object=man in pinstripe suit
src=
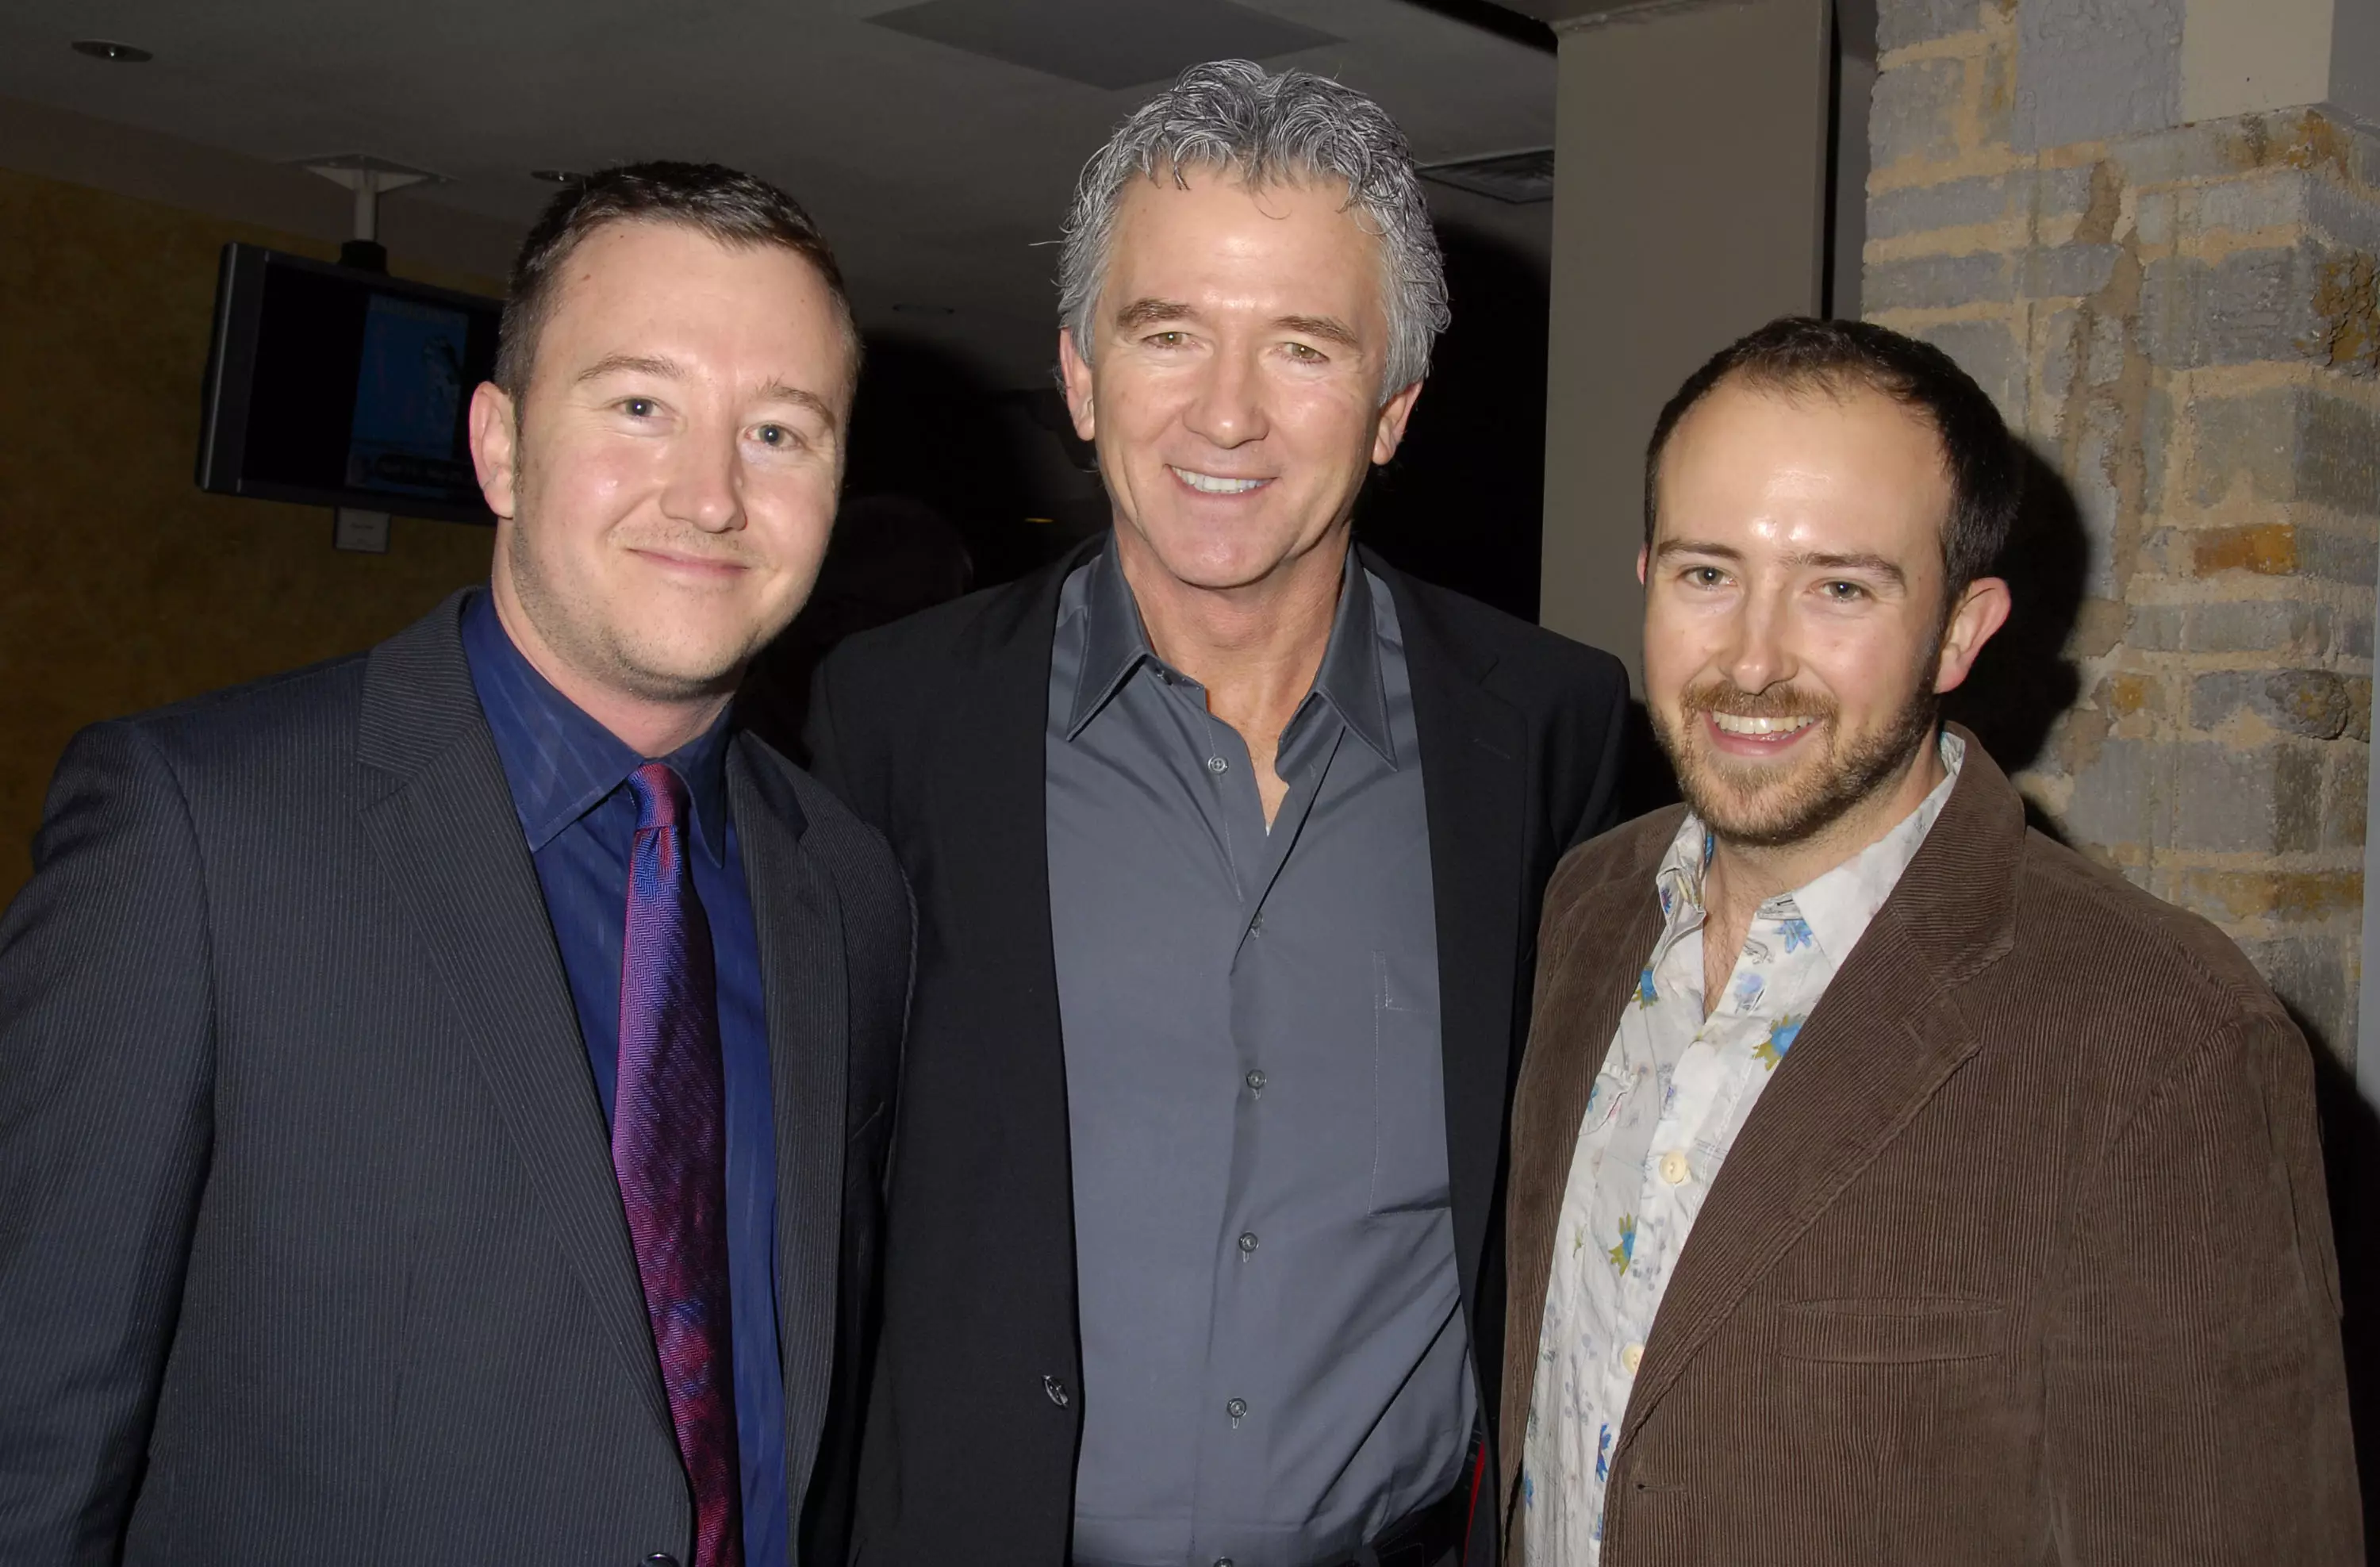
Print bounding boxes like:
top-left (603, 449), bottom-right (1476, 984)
top-left (0, 163), bottom-right (907, 1567)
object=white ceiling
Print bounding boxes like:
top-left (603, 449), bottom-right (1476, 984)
top-left (0, 0), bottom-right (1556, 386)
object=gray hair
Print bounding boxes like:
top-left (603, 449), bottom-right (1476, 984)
top-left (1058, 59), bottom-right (1450, 395)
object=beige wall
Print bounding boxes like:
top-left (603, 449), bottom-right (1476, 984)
top-left (0, 167), bottom-right (500, 902)
top-left (1536, 0), bottom-right (1836, 688)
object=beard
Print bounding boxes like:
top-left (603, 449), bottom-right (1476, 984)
top-left (1651, 655), bottom-right (1941, 851)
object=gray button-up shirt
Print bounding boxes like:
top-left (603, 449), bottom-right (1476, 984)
top-left (1048, 540), bottom-right (1474, 1567)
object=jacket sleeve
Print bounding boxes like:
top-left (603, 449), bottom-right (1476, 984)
top-left (2041, 1008), bottom-right (2361, 1563)
top-left (0, 722), bottom-right (216, 1563)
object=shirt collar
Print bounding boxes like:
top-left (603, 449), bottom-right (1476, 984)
top-left (461, 589), bottom-right (733, 864)
top-left (1063, 535), bottom-right (1397, 766)
top-left (1653, 728), bottom-right (1966, 955)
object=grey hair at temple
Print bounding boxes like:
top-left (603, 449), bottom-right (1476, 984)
top-left (1057, 59), bottom-right (1452, 396)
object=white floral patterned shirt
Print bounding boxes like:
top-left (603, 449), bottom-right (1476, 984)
top-left (1520, 732), bottom-right (1964, 1565)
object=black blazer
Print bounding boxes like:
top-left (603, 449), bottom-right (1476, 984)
top-left (804, 544), bottom-right (1629, 1565)
top-left (0, 593), bottom-right (910, 1566)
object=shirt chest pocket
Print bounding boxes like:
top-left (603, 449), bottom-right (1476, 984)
top-left (1371, 950), bottom-right (1451, 1216)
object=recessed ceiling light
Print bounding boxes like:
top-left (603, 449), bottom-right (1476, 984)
top-left (530, 169), bottom-right (587, 184)
top-left (71, 39), bottom-right (152, 63)
top-left (892, 303), bottom-right (955, 317)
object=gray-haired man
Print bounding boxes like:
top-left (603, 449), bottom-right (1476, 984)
top-left (807, 62), bottom-right (1628, 1567)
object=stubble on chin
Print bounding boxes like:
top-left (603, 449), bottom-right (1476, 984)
top-left (1653, 675), bottom-right (1940, 851)
top-left (501, 509), bottom-right (751, 707)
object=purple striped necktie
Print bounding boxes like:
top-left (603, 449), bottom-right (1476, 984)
top-left (616, 762), bottom-right (744, 1567)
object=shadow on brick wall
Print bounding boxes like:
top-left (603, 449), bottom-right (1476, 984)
top-left (1943, 446), bottom-right (2086, 781)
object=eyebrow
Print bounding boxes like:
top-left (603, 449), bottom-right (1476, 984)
top-left (1656, 539), bottom-right (1909, 587)
top-left (575, 355), bottom-right (839, 430)
top-left (575, 352), bottom-right (684, 385)
top-left (1276, 313), bottom-right (1361, 348)
top-left (1115, 298), bottom-right (1192, 330)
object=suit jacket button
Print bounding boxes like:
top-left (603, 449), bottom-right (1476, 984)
top-left (1044, 1374), bottom-right (1070, 1407)
top-left (642, 1557), bottom-right (678, 1567)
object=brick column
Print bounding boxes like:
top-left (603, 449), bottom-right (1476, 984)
top-left (1866, 0), bottom-right (2380, 1062)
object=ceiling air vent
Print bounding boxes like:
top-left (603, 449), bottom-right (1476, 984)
top-left (1420, 148), bottom-right (1555, 205)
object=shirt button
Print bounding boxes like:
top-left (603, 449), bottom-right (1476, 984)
top-left (1246, 1070), bottom-right (1267, 1093)
top-left (1622, 1342), bottom-right (1645, 1375)
top-left (1226, 1396), bottom-right (1248, 1420)
top-left (1207, 755), bottom-right (1228, 774)
top-left (1043, 1375), bottom-right (1070, 1407)
top-left (1658, 1150), bottom-right (1691, 1185)
top-left (1238, 1231), bottom-right (1259, 1254)
top-left (1250, 912), bottom-right (1265, 934)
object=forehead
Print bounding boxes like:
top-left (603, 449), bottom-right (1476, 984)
top-left (1655, 378), bottom-right (1952, 548)
top-left (1104, 167), bottom-right (1384, 301)
top-left (539, 221), bottom-right (850, 373)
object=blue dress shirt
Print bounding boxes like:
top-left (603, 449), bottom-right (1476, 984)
top-left (463, 590), bottom-right (788, 1567)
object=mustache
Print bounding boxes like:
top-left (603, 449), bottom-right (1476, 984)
top-left (1677, 680), bottom-right (1838, 723)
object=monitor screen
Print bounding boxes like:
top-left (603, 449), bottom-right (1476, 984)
top-left (197, 244), bottom-right (502, 524)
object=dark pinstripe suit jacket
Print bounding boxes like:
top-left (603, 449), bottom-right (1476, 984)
top-left (1501, 727), bottom-right (2361, 1564)
top-left (0, 593), bottom-right (910, 1566)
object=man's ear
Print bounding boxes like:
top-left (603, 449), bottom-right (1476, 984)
top-left (1934, 575), bottom-right (2013, 693)
top-left (469, 382), bottom-right (520, 520)
top-left (1370, 379), bottom-right (1425, 465)
top-left (1637, 544), bottom-right (1650, 586)
top-left (1058, 328), bottom-right (1096, 442)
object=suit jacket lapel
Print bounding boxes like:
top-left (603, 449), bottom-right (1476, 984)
top-left (730, 743), bottom-right (847, 1516)
top-left (1377, 557), bottom-right (1530, 1316)
top-left (355, 593), bottom-right (671, 1441)
top-left (935, 551), bottom-right (1082, 1322)
top-left (1620, 727), bottom-right (2026, 1444)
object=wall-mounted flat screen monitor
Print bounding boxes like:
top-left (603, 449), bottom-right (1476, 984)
top-left (196, 243), bottom-right (502, 524)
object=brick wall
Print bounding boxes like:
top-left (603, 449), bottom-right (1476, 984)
top-left (1868, 0), bottom-right (2380, 1062)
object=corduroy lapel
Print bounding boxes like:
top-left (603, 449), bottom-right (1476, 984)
top-left (355, 591), bottom-right (672, 1442)
top-left (1618, 725), bottom-right (2026, 1446)
top-left (728, 743), bottom-right (846, 1525)
top-left (1376, 556), bottom-right (1532, 1312)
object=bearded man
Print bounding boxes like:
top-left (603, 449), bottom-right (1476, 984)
top-left (1499, 317), bottom-right (2360, 1565)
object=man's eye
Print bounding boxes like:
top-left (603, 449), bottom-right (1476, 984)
top-left (621, 398), bottom-right (657, 419)
top-left (1150, 331), bottom-right (1187, 348)
top-left (755, 424), bottom-right (789, 447)
top-left (1821, 580), bottom-right (1867, 601)
top-left (1687, 567), bottom-right (1726, 587)
top-left (1284, 342), bottom-right (1323, 362)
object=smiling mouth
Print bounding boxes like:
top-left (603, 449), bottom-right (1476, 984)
top-left (1169, 465), bottom-right (1270, 495)
top-left (1710, 712), bottom-right (1820, 738)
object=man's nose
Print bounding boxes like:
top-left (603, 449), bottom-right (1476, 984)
top-left (1181, 349), bottom-right (1269, 449)
top-left (1716, 591), bottom-right (1795, 694)
top-left (659, 421), bottom-right (744, 533)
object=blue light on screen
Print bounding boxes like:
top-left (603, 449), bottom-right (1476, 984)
top-left (345, 293), bottom-right (472, 498)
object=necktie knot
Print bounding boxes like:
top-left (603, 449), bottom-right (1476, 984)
top-left (628, 762), bottom-right (690, 834)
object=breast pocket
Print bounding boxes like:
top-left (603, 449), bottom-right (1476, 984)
top-left (1371, 951), bottom-right (1451, 1216)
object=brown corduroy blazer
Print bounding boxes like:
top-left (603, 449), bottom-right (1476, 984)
top-left (1499, 727), bottom-right (2361, 1565)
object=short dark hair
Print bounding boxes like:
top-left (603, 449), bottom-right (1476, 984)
top-left (494, 159), bottom-right (857, 404)
top-left (1643, 316), bottom-right (2022, 598)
